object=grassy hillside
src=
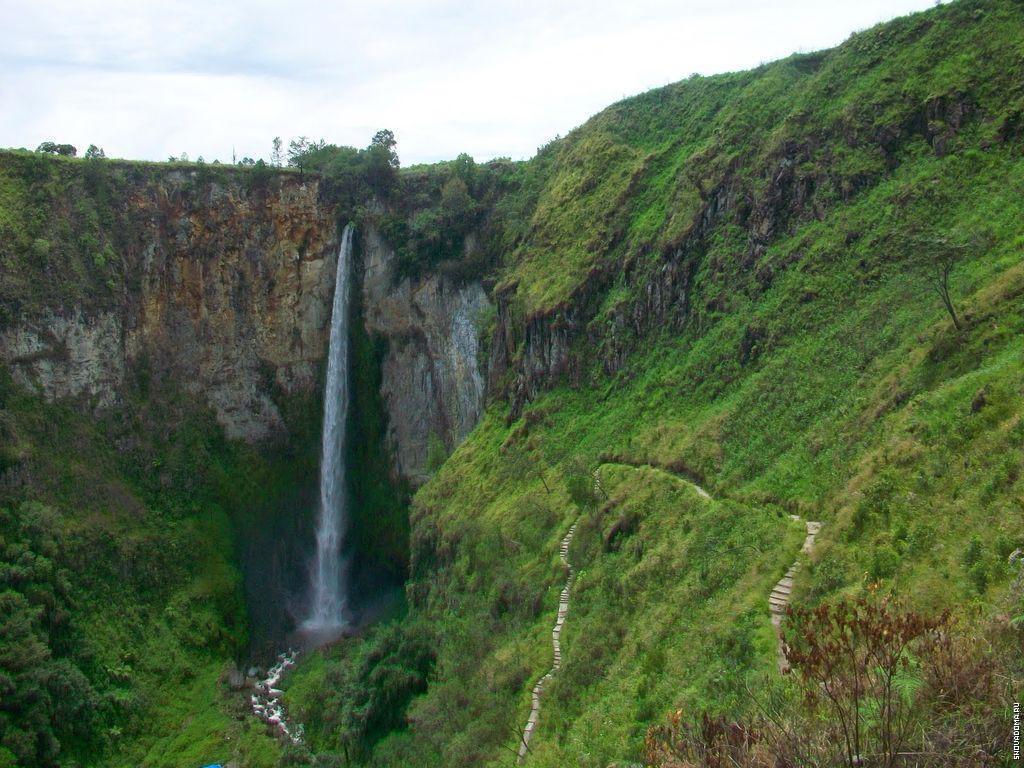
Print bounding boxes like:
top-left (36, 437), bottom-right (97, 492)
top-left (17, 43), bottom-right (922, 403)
top-left (491, 0), bottom-right (1024, 317)
top-left (0, 365), bottom-right (306, 766)
top-left (2, 0), bottom-right (1023, 766)
top-left (286, 2), bottom-right (1024, 766)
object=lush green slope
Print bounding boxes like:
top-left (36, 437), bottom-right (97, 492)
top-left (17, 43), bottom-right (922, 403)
top-left (2, 1), bottom-right (1023, 766)
top-left (286, 2), bottom-right (1024, 766)
top-left (0, 369), bottom-right (316, 766)
top-left (491, 0), bottom-right (1024, 317)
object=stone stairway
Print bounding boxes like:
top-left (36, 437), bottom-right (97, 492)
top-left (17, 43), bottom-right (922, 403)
top-left (770, 518), bottom-right (821, 673)
top-left (518, 522), bottom-right (577, 764)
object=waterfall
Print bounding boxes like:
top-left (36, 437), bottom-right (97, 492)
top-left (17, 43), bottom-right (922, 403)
top-left (302, 223), bottom-right (354, 633)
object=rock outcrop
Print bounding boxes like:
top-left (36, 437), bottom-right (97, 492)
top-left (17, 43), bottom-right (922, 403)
top-left (0, 170), bottom-right (340, 441)
top-left (0, 163), bottom-right (496, 482)
top-left (1, 309), bottom-right (126, 411)
top-left (360, 225), bottom-right (491, 485)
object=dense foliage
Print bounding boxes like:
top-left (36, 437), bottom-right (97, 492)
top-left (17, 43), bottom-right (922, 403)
top-left (285, 130), bottom-right (401, 210)
top-left (287, 621), bottom-right (436, 763)
top-left (285, 2), bottom-right (1024, 766)
top-left (0, 368), bottom-right (298, 767)
top-left (2, 0), bottom-right (1024, 766)
top-left (0, 503), bottom-right (97, 767)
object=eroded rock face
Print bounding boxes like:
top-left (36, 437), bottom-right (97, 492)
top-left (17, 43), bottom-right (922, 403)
top-left (0, 170), bottom-right (493, 475)
top-left (361, 225), bottom-right (490, 485)
top-left (0, 173), bottom-right (339, 441)
top-left (0, 309), bottom-right (126, 410)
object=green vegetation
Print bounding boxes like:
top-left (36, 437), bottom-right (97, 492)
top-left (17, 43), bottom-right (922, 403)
top-left (2, 0), bottom-right (1024, 766)
top-left (0, 501), bottom-right (98, 767)
top-left (481, 0), bottom-right (1024, 317)
top-left (0, 367), bottom-right (315, 766)
top-left (283, 2), bottom-right (1024, 766)
top-left (287, 130), bottom-right (401, 206)
top-left (286, 619), bottom-right (436, 763)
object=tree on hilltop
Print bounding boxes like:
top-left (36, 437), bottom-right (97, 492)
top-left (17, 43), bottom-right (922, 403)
top-left (364, 129), bottom-right (400, 194)
top-left (36, 141), bottom-right (77, 157)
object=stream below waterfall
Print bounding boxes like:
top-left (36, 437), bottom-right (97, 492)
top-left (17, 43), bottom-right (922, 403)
top-left (250, 650), bottom-right (303, 744)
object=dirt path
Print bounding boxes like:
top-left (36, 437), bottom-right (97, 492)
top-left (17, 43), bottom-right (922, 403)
top-left (599, 460), bottom-right (712, 500)
top-left (769, 517), bottom-right (821, 673)
top-left (517, 522), bottom-right (577, 764)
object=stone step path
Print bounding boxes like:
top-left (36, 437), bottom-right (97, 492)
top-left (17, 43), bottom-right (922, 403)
top-left (770, 517), bottom-right (821, 673)
top-left (518, 522), bottom-right (578, 764)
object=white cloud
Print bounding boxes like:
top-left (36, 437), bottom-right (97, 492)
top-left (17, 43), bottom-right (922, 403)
top-left (0, 0), bottom-right (940, 164)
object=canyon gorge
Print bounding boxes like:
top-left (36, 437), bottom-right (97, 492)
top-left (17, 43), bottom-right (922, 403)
top-left (0, 2), bottom-right (1022, 766)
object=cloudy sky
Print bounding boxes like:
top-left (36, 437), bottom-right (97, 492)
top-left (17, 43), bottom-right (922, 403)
top-left (1, 0), bottom-right (939, 165)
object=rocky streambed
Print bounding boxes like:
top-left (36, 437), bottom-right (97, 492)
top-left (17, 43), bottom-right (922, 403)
top-left (249, 650), bottom-right (304, 744)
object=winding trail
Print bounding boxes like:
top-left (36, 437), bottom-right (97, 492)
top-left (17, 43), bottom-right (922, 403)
top-left (600, 459), bottom-right (712, 500)
top-left (769, 517), bottom-right (821, 673)
top-left (517, 522), bottom-right (578, 764)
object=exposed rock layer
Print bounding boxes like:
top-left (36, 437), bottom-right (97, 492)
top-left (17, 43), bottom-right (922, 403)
top-left (0, 172), bottom-right (340, 442)
top-left (360, 225), bottom-right (491, 485)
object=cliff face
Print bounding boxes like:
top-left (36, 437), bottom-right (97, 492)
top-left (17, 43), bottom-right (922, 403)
top-left (360, 224), bottom-right (490, 485)
top-left (0, 158), bottom-right (494, 484)
top-left (486, 88), bottom-right (987, 419)
top-left (0, 169), bottom-right (340, 441)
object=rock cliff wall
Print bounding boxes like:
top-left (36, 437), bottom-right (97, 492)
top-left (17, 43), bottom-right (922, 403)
top-left (0, 169), bottom-right (341, 441)
top-left (360, 225), bottom-right (491, 485)
top-left (0, 160), bottom-right (494, 484)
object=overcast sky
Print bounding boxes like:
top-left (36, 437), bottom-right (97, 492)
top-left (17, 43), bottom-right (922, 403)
top-left (0, 0), bottom-right (940, 166)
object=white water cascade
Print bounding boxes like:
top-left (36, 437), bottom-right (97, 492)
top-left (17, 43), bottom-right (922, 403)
top-left (302, 223), bottom-right (354, 635)
top-left (248, 225), bottom-right (353, 741)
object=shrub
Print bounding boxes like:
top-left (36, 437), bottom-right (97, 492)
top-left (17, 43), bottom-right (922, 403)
top-left (783, 593), bottom-right (945, 767)
top-left (647, 592), bottom-right (1019, 768)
